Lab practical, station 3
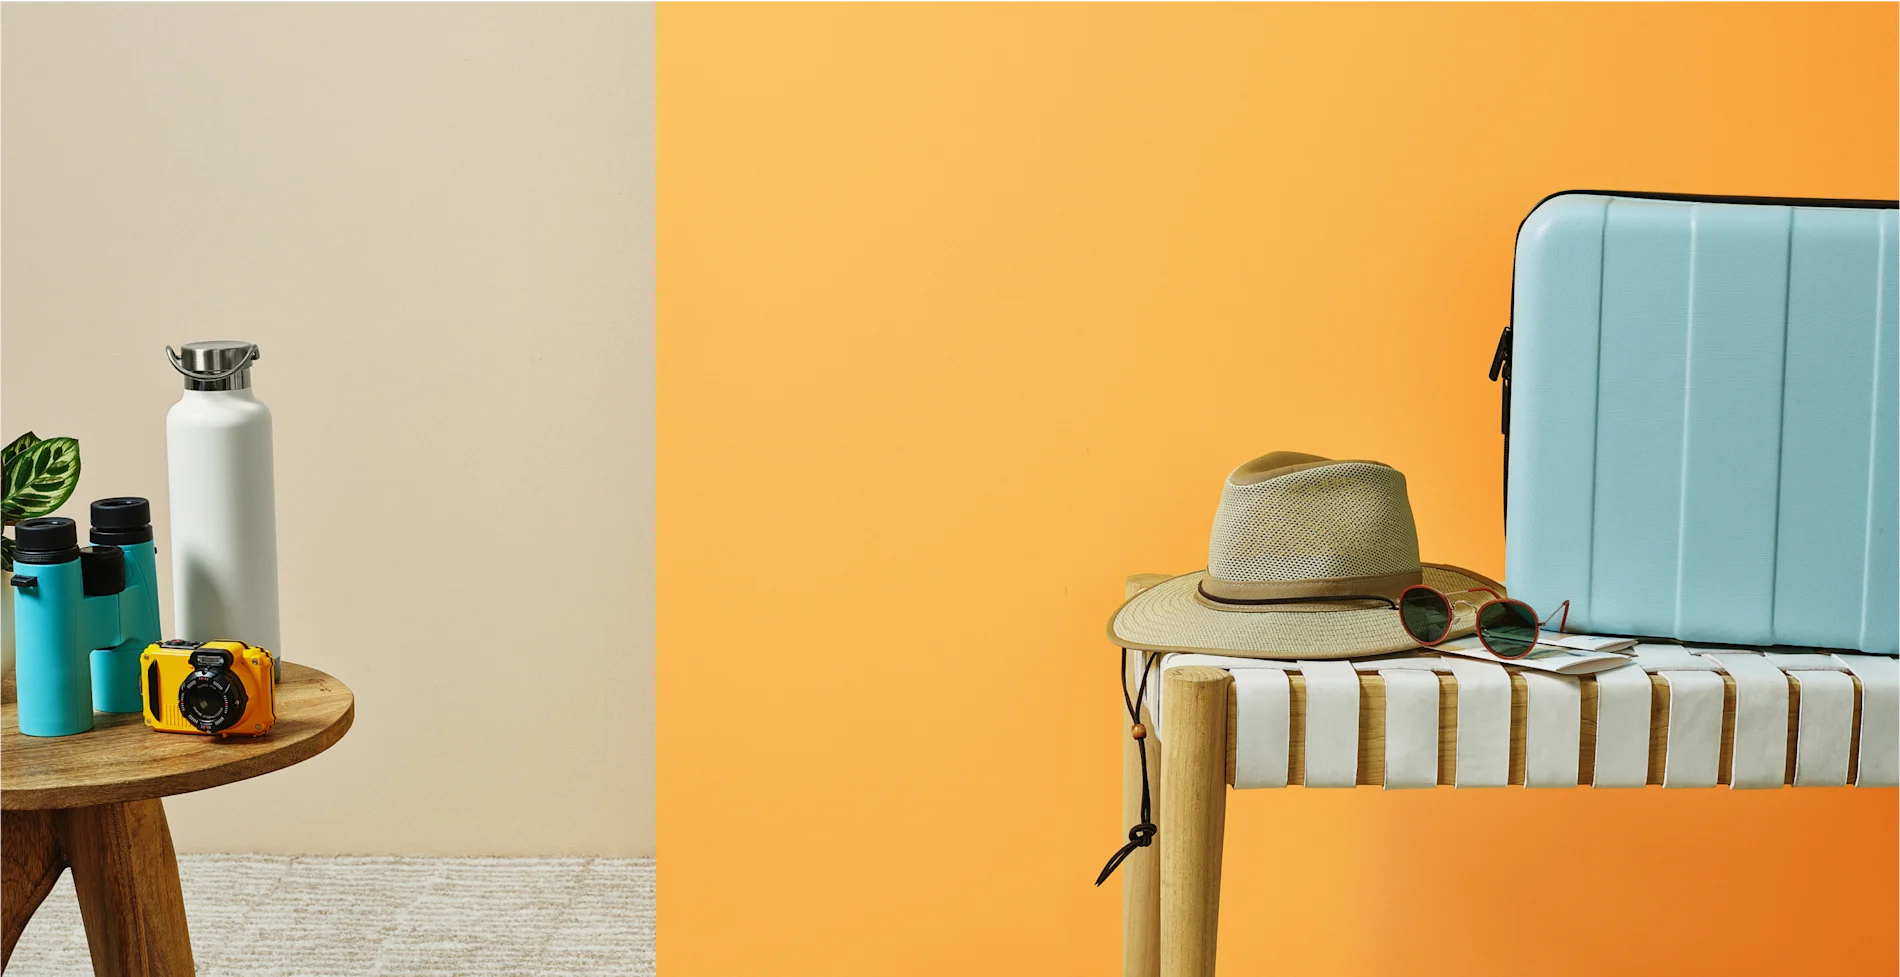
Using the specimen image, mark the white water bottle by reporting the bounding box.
[166,341,283,679]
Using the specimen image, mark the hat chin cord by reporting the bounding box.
[1195,581,1400,610]
[1096,648,1159,887]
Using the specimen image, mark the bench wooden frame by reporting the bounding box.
[1116,574,1870,977]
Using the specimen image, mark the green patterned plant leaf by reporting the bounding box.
[2,432,40,469]
[3,437,81,521]
[1,432,38,524]
[2,534,12,572]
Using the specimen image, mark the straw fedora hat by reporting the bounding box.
[1109,451,1505,659]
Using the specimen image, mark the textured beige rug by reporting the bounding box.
[6,855,655,976]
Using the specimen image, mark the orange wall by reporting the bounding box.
[658,5,1898,975]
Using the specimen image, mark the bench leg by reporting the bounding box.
[1122,651,1162,977]
[1160,666,1230,977]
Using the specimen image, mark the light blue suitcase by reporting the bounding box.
[1497,191,1899,655]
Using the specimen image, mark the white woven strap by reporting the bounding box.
[1355,657,1446,673]
[1377,669,1438,790]
[1298,660,1359,788]
[1148,652,1283,738]
[1660,670,1724,787]
[1441,657,1509,788]
[1169,646,1889,792]
[1232,668,1291,789]
[1764,651,1848,672]
[1591,663,1652,787]
[1835,655,1898,787]
[1632,643,1723,671]
[1791,670,1854,787]
[1703,653,1790,789]
[1522,672,1581,788]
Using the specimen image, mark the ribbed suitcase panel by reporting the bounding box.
[1858,211,1897,653]
[1674,203,1791,642]
[1505,195,1606,628]
[1590,201,1694,638]
[1774,208,1889,650]
[1509,194,1898,655]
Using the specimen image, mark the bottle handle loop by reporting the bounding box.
[167,345,258,382]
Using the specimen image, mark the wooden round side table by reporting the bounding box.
[1,662,353,976]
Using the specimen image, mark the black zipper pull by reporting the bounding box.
[1488,326,1512,382]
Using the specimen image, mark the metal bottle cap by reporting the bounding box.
[167,341,261,391]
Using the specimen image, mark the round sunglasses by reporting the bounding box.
[1397,585,1570,659]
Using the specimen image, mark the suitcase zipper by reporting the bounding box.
[1490,324,1511,526]
[1488,324,1511,433]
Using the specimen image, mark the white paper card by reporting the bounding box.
[1538,632,1638,653]
[1791,670,1853,788]
[1522,672,1581,788]
[1298,660,1360,788]
[1661,670,1724,788]
[1378,669,1438,790]
[1442,657,1510,788]
[1835,654,1899,788]
[1592,663,1652,788]
[1232,668,1291,790]
[1434,636,1632,675]
[1706,653,1790,790]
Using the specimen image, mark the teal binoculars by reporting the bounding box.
[9,499,163,737]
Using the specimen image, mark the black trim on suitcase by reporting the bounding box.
[1492,190,1900,528]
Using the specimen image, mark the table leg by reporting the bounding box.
[1122,650,1162,977]
[1160,666,1230,977]
[3,809,66,967]
[53,799,195,977]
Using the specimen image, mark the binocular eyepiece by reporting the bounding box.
[10,499,164,737]
[13,516,82,564]
[89,497,155,545]
[12,516,128,597]
[13,498,153,562]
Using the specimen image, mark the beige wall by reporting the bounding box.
[1,3,655,856]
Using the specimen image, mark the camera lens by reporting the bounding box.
[177,667,248,734]
[183,683,224,719]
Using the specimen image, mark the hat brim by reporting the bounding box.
[1108,563,1507,660]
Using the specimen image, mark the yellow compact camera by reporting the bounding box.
[141,639,276,737]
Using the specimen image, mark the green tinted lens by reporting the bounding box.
[1478,601,1539,658]
[1399,588,1452,644]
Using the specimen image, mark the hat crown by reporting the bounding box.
[1207,456,1421,587]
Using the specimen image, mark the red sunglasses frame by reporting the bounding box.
[1397,584,1570,659]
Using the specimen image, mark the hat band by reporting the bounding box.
[1198,568,1422,603]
